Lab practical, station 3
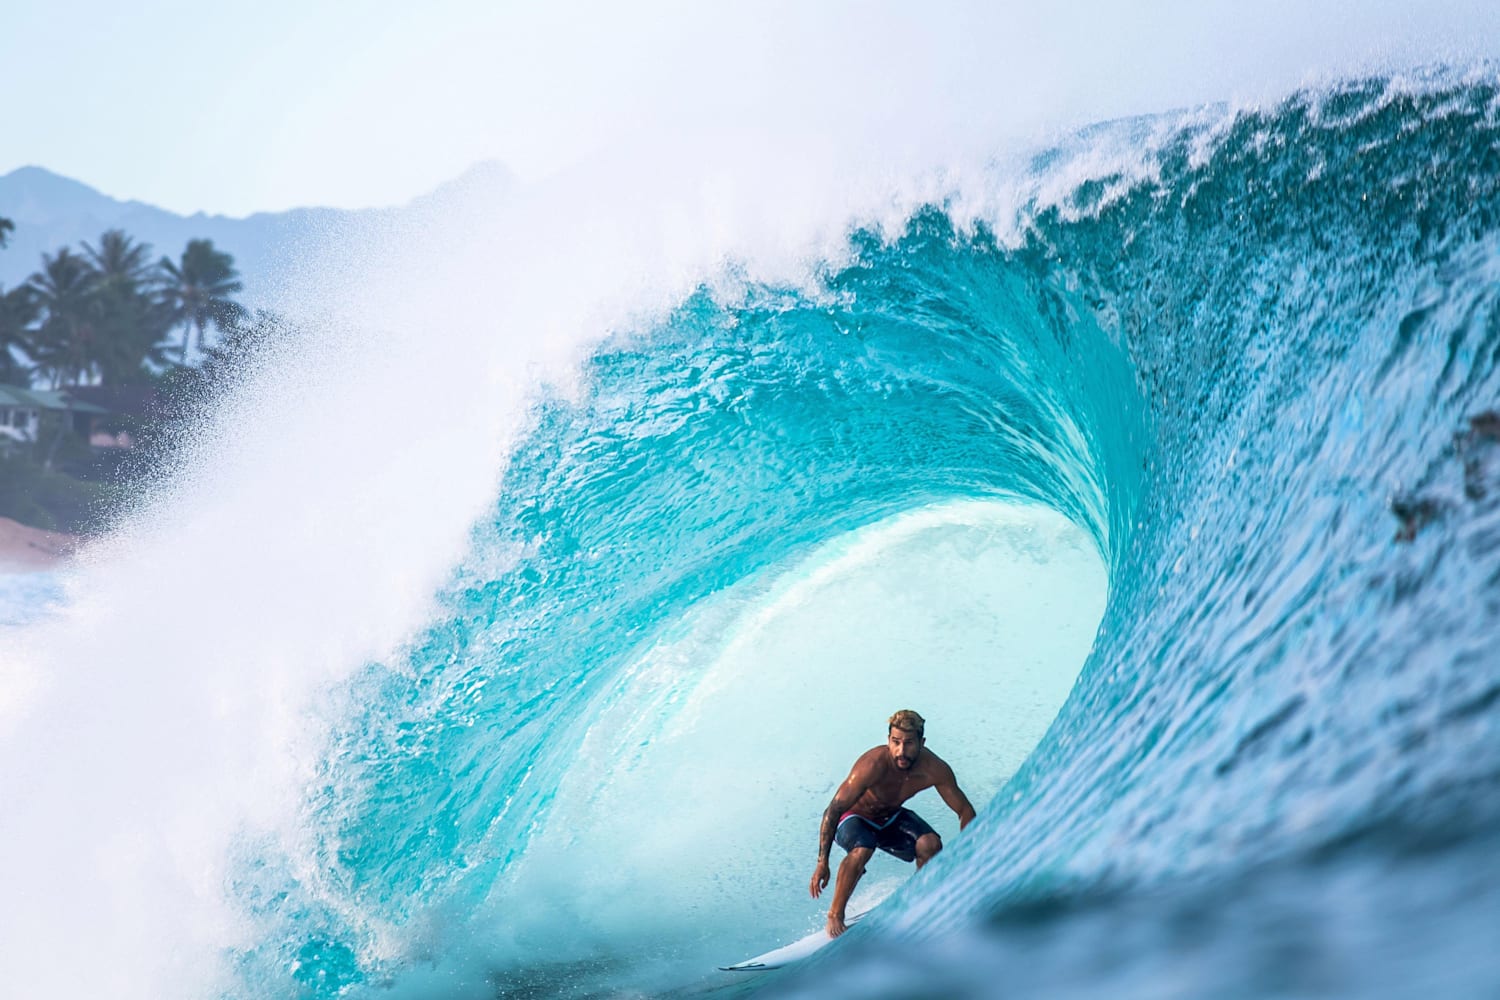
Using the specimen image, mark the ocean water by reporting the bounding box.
[3,68,1500,1000]
[0,570,64,628]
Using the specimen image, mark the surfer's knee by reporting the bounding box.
[915,832,942,864]
[843,846,874,873]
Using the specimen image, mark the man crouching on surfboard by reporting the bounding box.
[810,710,976,937]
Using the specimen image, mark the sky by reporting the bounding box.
[4,0,1500,218]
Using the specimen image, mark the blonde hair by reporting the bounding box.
[888,709,925,738]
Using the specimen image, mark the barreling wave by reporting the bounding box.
[24,70,1498,999]
[773,72,1500,998]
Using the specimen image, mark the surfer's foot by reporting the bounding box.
[827,912,848,938]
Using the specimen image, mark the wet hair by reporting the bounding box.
[888,709,925,738]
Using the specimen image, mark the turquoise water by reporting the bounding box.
[0,571,64,627]
[4,71,1500,999]
[265,73,1500,999]
[235,207,1135,995]
[773,76,1500,998]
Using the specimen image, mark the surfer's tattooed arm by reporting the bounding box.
[818,771,868,861]
[810,766,870,899]
[817,799,843,863]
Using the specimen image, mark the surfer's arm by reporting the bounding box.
[934,762,976,830]
[810,767,870,898]
[818,771,869,862]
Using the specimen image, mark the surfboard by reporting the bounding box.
[718,912,866,972]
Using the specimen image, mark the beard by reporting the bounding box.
[894,755,915,769]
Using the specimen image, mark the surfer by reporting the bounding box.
[809,710,976,937]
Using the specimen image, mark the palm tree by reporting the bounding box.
[158,239,244,364]
[83,230,173,383]
[28,248,100,387]
[85,229,156,288]
[0,284,39,384]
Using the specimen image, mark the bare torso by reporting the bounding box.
[843,745,954,824]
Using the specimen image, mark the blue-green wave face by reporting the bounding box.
[5,70,1500,1000]
[234,199,1140,996]
[220,74,1500,999]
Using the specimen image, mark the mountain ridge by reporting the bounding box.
[0,163,514,308]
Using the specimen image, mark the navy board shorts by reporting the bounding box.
[835,808,936,863]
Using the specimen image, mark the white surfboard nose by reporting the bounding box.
[719,910,868,972]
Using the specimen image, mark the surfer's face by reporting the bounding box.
[888,728,923,769]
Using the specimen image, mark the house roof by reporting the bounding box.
[0,384,111,414]
[63,384,162,419]
[0,385,41,410]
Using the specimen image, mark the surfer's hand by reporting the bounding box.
[810,859,830,898]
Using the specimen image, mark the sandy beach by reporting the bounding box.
[0,516,77,572]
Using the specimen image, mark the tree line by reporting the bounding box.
[0,214,292,533]
[0,213,248,388]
